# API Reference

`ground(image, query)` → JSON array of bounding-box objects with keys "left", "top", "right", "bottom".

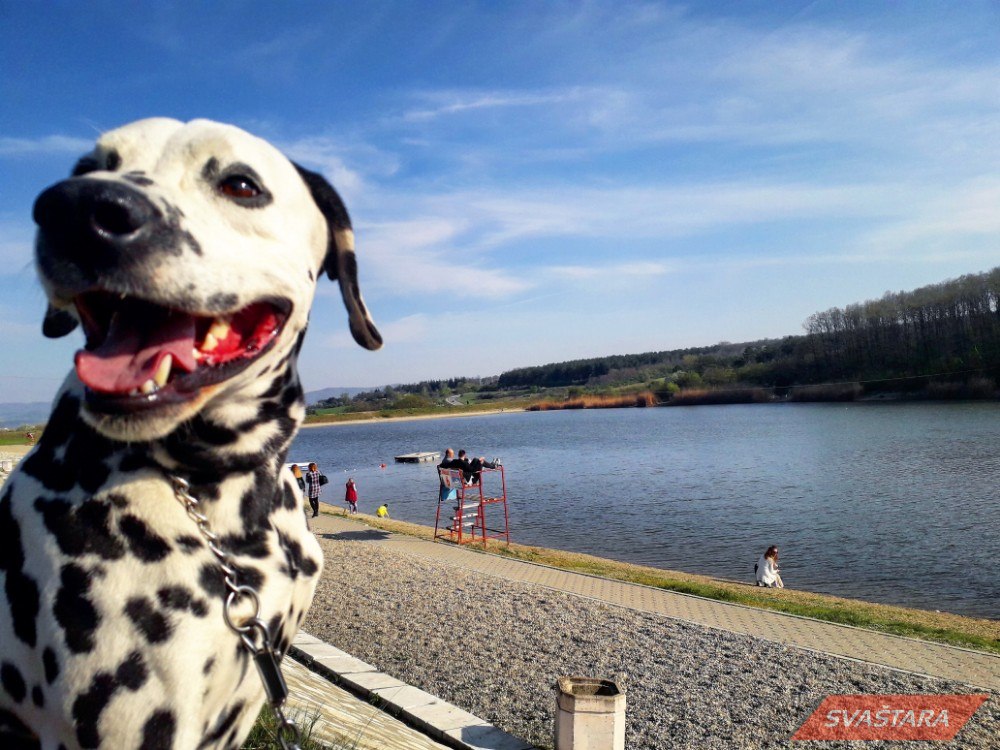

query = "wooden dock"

[{"left": 394, "top": 451, "right": 441, "bottom": 463}]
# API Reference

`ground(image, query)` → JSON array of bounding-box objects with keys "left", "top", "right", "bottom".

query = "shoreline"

[
  {"left": 301, "top": 406, "right": 517, "bottom": 428},
  {"left": 315, "top": 507, "right": 1000, "bottom": 651}
]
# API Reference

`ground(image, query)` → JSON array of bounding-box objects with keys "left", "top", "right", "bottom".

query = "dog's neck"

[
  {"left": 158, "top": 366, "right": 305, "bottom": 476},
  {"left": 26, "top": 359, "right": 305, "bottom": 512}
]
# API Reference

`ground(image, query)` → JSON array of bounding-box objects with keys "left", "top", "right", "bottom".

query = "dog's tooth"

[
  {"left": 201, "top": 332, "right": 218, "bottom": 352},
  {"left": 208, "top": 320, "right": 231, "bottom": 341},
  {"left": 154, "top": 354, "right": 172, "bottom": 387},
  {"left": 140, "top": 379, "right": 157, "bottom": 395}
]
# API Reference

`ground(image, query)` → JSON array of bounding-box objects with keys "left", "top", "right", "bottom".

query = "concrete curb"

[{"left": 290, "top": 631, "right": 537, "bottom": 750}]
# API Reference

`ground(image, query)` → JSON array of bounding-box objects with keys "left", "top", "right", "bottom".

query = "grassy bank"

[
  {"left": 321, "top": 509, "right": 1000, "bottom": 655},
  {"left": 0, "top": 426, "right": 43, "bottom": 447}
]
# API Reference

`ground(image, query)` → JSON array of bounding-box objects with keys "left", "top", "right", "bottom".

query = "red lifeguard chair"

[{"left": 434, "top": 466, "right": 510, "bottom": 546}]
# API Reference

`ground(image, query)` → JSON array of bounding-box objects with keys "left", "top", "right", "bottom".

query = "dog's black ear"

[
  {"left": 42, "top": 304, "right": 78, "bottom": 338},
  {"left": 293, "top": 163, "right": 382, "bottom": 351}
]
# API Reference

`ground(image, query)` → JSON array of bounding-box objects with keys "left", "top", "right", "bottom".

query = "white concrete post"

[{"left": 554, "top": 676, "right": 626, "bottom": 750}]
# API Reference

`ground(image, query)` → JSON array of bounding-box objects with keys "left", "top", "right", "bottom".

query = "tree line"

[
  {"left": 803, "top": 267, "right": 1000, "bottom": 384},
  {"left": 311, "top": 265, "right": 1000, "bottom": 411},
  {"left": 498, "top": 266, "right": 1000, "bottom": 396}
]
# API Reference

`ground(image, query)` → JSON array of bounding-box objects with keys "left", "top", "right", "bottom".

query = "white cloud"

[
  {"left": 382, "top": 181, "right": 898, "bottom": 248},
  {"left": 279, "top": 137, "right": 369, "bottom": 200},
  {"left": 548, "top": 261, "right": 670, "bottom": 280},
  {"left": 0, "top": 135, "right": 93, "bottom": 157},
  {"left": 357, "top": 216, "right": 534, "bottom": 299},
  {"left": 323, "top": 311, "right": 436, "bottom": 350},
  {"left": 0, "top": 242, "right": 34, "bottom": 276},
  {"left": 403, "top": 89, "right": 585, "bottom": 122},
  {"left": 0, "top": 222, "right": 35, "bottom": 276},
  {"left": 857, "top": 178, "right": 1000, "bottom": 254}
]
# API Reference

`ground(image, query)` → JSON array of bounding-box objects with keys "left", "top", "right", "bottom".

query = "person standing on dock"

[{"left": 345, "top": 477, "right": 358, "bottom": 514}]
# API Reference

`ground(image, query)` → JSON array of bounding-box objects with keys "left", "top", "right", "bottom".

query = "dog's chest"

[{"left": 0, "top": 458, "right": 321, "bottom": 749}]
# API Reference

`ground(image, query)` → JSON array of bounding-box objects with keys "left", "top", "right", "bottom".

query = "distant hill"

[
  {"left": 304, "top": 387, "right": 372, "bottom": 405},
  {"left": 0, "top": 402, "right": 51, "bottom": 428},
  {"left": 0, "top": 391, "right": 375, "bottom": 424}
]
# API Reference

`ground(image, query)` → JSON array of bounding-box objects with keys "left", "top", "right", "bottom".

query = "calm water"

[{"left": 290, "top": 403, "right": 1000, "bottom": 619}]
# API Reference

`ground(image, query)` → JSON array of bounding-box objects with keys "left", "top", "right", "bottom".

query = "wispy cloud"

[
  {"left": 280, "top": 137, "right": 368, "bottom": 200},
  {"left": 371, "top": 181, "right": 899, "bottom": 248},
  {"left": 0, "top": 222, "right": 35, "bottom": 276},
  {"left": 857, "top": 178, "right": 1000, "bottom": 254},
  {"left": 403, "top": 89, "right": 585, "bottom": 122},
  {"left": 548, "top": 261, "right": 670, "bottom": 280},
  {"left": 358, "top": 216, "right": 533, "bottom": 299},
  {"left": 0, "top": 135, "right": 92, "bottom": 157},
  {"left": 324, "top": 312, "right": 434, "bottom": 349}
]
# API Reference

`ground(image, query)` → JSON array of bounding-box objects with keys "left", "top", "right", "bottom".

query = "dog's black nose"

[
  {"left": 34, "top": 178, "right": 159, "bottom": 239},
  {"left": 34, "top": 179, "right": 163, "bottom": 278}
]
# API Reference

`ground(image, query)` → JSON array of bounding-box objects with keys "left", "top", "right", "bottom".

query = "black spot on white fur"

[
  {"left": 42, "top": 649, "right": 59, "bottom": 684},
  {"left": 119, "top": 516, "right": 171, "bottom": 562},
  {"left": 124, "top": 597, "right": 173, "bottom": 644},
  {"left": 141, "top": 708, "right": 176, "bottom": 750},
  {"left": 72, "top": 651, "right": 147, "bottom": 748},
  {"left": 54, "top": 564, "right": 100, "bottom": 654},
  {"left": 0, "top": 492, "right": 40, "bottom": 648},
  {"left": 0, "top": 664, "right": 26, "bottom": 704},
  {"left": 35, "top": 498, "right": 126, "bottom": 560}
]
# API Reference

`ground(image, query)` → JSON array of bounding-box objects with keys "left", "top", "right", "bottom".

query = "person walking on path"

[
  {"left": 345, "top": 477, "right": 358, "bottom": 514},
  {"left": 755, "top": 545, "right": 784, "bottom": 588},
  {"left": 305, "top": 462, "right": 324, "bottom": 518},
  {"left": 376, "top": 503, "right": 390, "bottom": 518}
]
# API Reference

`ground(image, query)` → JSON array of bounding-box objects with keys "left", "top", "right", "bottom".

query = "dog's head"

[{"left": 34, "top": 118, "right": 381, "bottom": 441}]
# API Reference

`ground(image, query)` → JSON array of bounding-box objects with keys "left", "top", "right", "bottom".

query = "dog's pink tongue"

[{"left": 76, "top": 312, "right": 198, "bottom": 394}]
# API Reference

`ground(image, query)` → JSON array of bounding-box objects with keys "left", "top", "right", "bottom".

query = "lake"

[{"left": 290, "top": 402, "right": 1000, "bottom": 619}]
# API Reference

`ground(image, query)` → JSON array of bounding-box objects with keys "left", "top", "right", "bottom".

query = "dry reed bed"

[{"left": 528, "top": 392, "right": 657, "bottom": 410}]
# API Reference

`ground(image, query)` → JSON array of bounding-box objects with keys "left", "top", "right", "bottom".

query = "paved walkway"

[{"left": 311, "top": 512, "right": 999, "bottom": 692}]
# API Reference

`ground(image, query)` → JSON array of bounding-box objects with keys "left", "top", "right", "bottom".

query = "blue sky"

[{"left": 2, "top": 1, "right": 999, "bottom": 403}]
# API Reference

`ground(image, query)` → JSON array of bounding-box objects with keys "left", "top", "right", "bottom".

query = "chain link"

[{"left": 169, "top": 474, "right": 302, "bottom": 750}]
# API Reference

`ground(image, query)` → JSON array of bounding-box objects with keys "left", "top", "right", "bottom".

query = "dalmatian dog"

[{"left": 0, "top": 118, "right": 382, "bottom": 749}]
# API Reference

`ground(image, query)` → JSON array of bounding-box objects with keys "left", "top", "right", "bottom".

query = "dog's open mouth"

[{"left": 73, "top": 292, "right": 289, "bottom": 410}]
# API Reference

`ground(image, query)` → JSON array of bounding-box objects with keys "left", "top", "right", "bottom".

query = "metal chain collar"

[{"left": 168, "top": 474, "right": 302, "bottom": 750}]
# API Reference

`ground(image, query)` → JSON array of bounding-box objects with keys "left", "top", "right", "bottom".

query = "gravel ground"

[{"left": 306, "top": 539, "right": 997, "bottom": 750}]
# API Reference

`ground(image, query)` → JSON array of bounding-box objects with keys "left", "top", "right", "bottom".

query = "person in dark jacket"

[
  {"left": 455, "top": 449, "right": 500, "bottom": 485},
  {"left": 305, "top": 462, "right": 323, "bottom": 517}
]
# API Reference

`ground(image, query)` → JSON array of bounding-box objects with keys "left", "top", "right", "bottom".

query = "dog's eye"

[{"left": 218, "top": 175, "right": 262, "bottom": 200}]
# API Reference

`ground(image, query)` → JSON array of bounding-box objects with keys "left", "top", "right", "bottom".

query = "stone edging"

[{"left": 289, "top": 631, "right": 536, "bottom": 750}]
